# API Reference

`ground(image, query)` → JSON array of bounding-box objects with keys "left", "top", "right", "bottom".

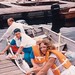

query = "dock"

[
  {"left": 0, "top": 1, "right": 75, "bottom": 15},
  {"left": 0, "top": 1, "right": 75, "bottom": 28},
  {"left": 0, "top": 55, "right": 25, "bottom": 75}
]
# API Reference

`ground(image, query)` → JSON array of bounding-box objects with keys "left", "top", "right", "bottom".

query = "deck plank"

[
  {"left": 0, "top": 1, "right": 75, "bottom": 15},
  {"left": 0, "top": 60, "right": 12, "bottom": 65},
  {"left": 0, "top": 65, "right": 18, "bottom": 73},
  {"left": 0, "top": 55, "right": 24, "bottom": 75},
  {"left": 0, "top": 55, "right": 7, "bottom": 61},
  {"left": 0, "top": 69, "right": 25, "bottom": 75},
  {"left": 0, "top": 61, "right": 15, "bottom": 69},
  {"left": 61, "top": 11, "right": 75, "bottom": 19}
]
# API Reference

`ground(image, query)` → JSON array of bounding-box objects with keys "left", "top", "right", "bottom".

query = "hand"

[
  {"left": 33, "top": 64, "right": 39, "bottom": 68},
  {"left": 33, "top": 66, "right": 42, "bottom": 73},
  {"left": 36, "top": 71, "right": 44, "bottom": 75},
  {"left": 10, "top": 55, "right": 17, "bottom": 59},
  {"left": 0, "top": 51, "right": 5, "bottom": 55},
  {"left": 25, "top": 68, "right": 33, "bottom": 75},
  {"left": 5, "top": 53, "right": 13, "bottom": 60},
  {"left": 26, "top": 71, "right": 32, "bottom": 75}
]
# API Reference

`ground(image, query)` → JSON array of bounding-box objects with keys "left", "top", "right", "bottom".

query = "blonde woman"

[{"left": 26, "top": 39, "right": 75, "bottom": 75}]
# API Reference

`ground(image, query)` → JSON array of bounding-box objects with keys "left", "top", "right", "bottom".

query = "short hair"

[
  {"left": 7, "top": 18, "right": 14, "bottom": 22},
  {"left": 14, "top": 28, "right": 21, "bottom": 34}
]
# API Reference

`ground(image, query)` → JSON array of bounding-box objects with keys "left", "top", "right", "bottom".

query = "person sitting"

[
  {"left": 0, "top": 18, "right": 33, "bottom": 42},
  {"left": 0, "top": 28, "right": 36, "bottom": 67},
  {"left": 26, "top": 39, "right": 75, "bottom": 75},
  {"left": 26, "top": 39, "right": 56, "bottom": 75}
]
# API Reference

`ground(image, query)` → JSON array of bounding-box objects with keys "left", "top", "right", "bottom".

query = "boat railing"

[{"left": 43, "top": 26, "right": 75, "bottom": 44}]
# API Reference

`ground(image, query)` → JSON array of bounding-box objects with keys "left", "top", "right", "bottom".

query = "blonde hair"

[
  {"left": 35, "top": 38, "right": 43, "bottom": 45},
  {"left": 39, "top": 39, "right": 56, "bottom": 50}
]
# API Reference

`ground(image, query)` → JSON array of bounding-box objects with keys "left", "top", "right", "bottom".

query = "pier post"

[
  {"left": 43, "top": 11, "right": 48, "bottom": 24},
  {"left": 0, "top": 15, "right": 4, "bottom": 29},
  {"left": 21, "top": 12, "right": 29, "bottom": 23},
  {"left": 51, "top": 3, "right": 64, "bottom": 33}
]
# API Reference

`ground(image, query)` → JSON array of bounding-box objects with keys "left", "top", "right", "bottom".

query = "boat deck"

[{"left": 0, "top": 55, "right": 24, "bottom": 75}]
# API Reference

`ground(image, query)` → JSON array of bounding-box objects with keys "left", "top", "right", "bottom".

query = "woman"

[
  {"left": 26, "top": 39, "right": 56, "bottom": 75},
  {"left": 26, "top": 39, "right": 75, "bottom": 75}
]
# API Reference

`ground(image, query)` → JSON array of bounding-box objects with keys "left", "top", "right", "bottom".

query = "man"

[
  {"left": 0, "top": 18, "right": 33, "bottom": 42},
  {"left": 0, "top": 28, "right": 36, "bottom": 66}
]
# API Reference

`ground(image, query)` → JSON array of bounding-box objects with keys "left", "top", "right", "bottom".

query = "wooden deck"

[
  {"left": 0, "top": 1, "right": 75, "bottom": 15},
  {"left": 0, "top": 55, "right": 25, "bottom": 75},
  {"left": 61, "top": 11, "right": 75, "bottom": 19}
]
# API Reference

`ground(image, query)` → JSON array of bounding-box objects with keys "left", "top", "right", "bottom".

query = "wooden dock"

[
  {"left": 0, "top": 1, "right": 75, "bottom": 15},
  {"left": 0, "top": 55, "right": 25, "bottom": 75},
  {"left": 0, "top": 1, "right": 75, "bottom": 28},
  {"left": 61, "top": 11, "right": 75, "bottom": 19}
]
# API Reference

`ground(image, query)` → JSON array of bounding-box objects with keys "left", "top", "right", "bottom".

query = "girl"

[
  {"left": 26, "top": 39, "right": 56, "bottom": 75},
  {"left": 26, "top": 39, "right": 75, "bottom": 75}
]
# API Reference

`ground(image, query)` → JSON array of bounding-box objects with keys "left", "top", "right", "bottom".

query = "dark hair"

[
  {"left": 8, "top": 18, "right": 14, "bottom": 22},
  {"left": 14, "top": 28, "right": 21, "bottom": 34}
]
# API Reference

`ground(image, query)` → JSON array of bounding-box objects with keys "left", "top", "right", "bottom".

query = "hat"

[{"left": 14, "top": 28, "right": 21, "bottom": 34}]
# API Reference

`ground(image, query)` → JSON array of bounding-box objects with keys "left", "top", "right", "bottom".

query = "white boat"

[{"left": 6, "top": 25, "right": 75, "bottom": 74}]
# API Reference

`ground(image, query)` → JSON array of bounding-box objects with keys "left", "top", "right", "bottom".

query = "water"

[
  {"left": 60, "top": 27, "right": 75, "bottom": 41},
  {"left": 0, "top": 25, "right": 75, "bottom": 51},
  {"left": 0, "top": 29, "right": 7, "bottom": 51}
]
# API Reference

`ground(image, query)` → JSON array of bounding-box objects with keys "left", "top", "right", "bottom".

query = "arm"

[
  {"left": 30, "top": 53, "right": 43, "bottom": 73},
  {"left": 26, "top": 59, "right": 42, "bottom": 75},
  {"left": 26, "top": 66, "right": 42, "bottom": 75},
  {"left": 10, "top": 46, "right": 24, "bottom": 59},
  {"left": 30, "top": 51, "right": 39, "bottom": 68},
  {"left": 31, "top": 59, "right": 39, "bottom": 68},
  {"left": 0, "top": 45, "right": 10, "bottom": 55},
  {"left": 36, "top": 57, "right": 56, "bottom": 75},
  {"left": 0, "top": 26, "right": 13, "bottom": 41},
  {"left": 15, "top": 46, "right": 24, "bottom": 56}
]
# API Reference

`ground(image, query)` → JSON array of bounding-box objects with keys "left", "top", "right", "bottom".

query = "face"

[
  {"left": 7, "top": 20, "right": 13, "bottom": 26},
  {"left": 40, "top": 43, "right": 47, "bottom": 55},
  {"left": 15, "top": 32, "right": 21, "bottom": 39}
]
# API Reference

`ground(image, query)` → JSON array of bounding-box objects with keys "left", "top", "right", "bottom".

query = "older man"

[{"left": 0, "top": 18, "right": 33, "bottom": 42}]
